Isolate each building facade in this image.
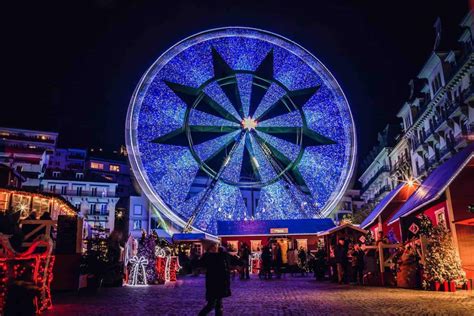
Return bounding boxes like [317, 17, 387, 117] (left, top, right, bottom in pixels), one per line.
[359, 124, 400, 205]
[40, 170, 119, 232]
[0, 127, 58, 189]
[397, 12, 474, 179]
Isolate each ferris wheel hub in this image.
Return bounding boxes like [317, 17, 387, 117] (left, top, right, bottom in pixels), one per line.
[241, 117, 258, 130]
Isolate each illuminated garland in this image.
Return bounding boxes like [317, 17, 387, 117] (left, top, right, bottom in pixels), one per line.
[128, 256, 148, 286]
[0, 234, 55, 313]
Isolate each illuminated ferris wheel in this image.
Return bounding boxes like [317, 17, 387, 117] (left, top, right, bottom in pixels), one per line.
[126, 27, 356, 236]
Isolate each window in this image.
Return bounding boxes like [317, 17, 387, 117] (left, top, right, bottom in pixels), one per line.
[100, 204, 108, 215]
[76, 187, 83, 196]
[49, 185, 56, 193]
[75, 203, 81, 211]
[89, 203, 97, 215]
[133, 205, 143, 215]
[52, 171, 60, 178]
[226, 240, 238, 252]
[90, 162, 104, 170]
[109, 165, 120, 172]
[91, 187, 97, 196]
[61, 186, 67, 194]
[250, 240, 262, 252]
[193, 243, 203, 255]
[32, 197, 50, 215]
[133, 220, 141, 230]
[296, 239, 308, 251]
[435, 208, 447, 227]
[0, 192, 9, 211]
[75, 172, 84, 179]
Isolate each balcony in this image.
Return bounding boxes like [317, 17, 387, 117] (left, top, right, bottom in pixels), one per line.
[374, 185, 391, 201]
[42, 188, 116, 198]
[361, 166, 390, 193]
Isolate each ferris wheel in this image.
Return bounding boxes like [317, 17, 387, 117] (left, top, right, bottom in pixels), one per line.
[126, 27, 356, 236]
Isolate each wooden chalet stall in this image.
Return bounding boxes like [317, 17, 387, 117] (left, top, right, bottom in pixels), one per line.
[360, 182, 417, 243]
[0, 186, 81, 312]
[218, 219, 336, 254]
[317, 224, 367, 282]
[388, 143, 474, 280]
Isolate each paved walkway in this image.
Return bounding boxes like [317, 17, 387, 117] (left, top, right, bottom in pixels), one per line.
[46, 276, 474, 315]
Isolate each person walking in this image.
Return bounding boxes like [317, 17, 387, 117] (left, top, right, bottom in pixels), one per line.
[334, 238, 348, 284]
[198, 244, 233, 316]
[238, 242, 251, 280]
[298, 247, 307, 276]
[351, 243, 365, 285]
[260, 245, 273, 279]
[274, 243, 283, 278]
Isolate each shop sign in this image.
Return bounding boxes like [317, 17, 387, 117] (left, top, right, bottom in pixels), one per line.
[270, 228, 288, 234]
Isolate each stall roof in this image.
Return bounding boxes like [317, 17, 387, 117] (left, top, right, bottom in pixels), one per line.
[388, 143, 474, 225]
[318, 223, 367, 236]
[360, 183, 405, 229]
[217, 218, 335, 236]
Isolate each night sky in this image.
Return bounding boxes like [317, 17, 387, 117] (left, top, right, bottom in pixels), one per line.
[2, 0, 470, 170]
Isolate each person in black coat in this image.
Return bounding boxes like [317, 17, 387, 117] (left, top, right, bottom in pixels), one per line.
[198, 244, 236, 316]
[238, 242, 251, 280]
[334, 238, 348, 284]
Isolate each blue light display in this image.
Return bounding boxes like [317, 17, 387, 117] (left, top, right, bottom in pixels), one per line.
[126, 27, 356, 236]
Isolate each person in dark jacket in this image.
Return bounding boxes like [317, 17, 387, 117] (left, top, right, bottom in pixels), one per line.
[238, 242, 251, 280]
[274, 243, 283, 278]
[260, 245, 273, 279]
[334, 238, 348, 284]
[351, 243, 365, 285]
[198, 244, 233, 316]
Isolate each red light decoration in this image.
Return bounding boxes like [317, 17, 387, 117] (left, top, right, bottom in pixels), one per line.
[0, 236, 55, 314]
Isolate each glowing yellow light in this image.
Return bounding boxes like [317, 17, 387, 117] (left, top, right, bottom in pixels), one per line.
[241, 117, 258, 130]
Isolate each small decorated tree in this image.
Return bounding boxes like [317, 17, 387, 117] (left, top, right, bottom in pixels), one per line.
[419, 215, 466, 288]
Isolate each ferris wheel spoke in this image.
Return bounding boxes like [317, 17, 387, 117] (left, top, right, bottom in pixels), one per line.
[257, 111, 303, 128]
[248, 50, 274, 117]
[253, 133, 311, 195]
[151, 125, 239, 146]
[256, 126, 336, 148]
[239, 133, 262, 183]
[164, 80, 241, 124]
[236, 74, 252, 118]
[255, 86, 320, 122]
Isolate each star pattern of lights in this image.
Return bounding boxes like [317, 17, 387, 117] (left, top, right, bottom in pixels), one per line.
[126, 27, 356, 236]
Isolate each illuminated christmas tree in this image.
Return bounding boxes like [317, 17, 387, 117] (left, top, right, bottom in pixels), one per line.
[419, 215, 466, 287]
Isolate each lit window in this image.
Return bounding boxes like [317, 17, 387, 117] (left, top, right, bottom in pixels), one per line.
[133, 205, 143, 215]
[133, 220, 141, 230]
[90, 162, 104, 170]
[110, 165, 120, 172]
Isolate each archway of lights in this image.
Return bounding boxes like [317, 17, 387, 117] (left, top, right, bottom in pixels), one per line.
[126, 27, 356, 236]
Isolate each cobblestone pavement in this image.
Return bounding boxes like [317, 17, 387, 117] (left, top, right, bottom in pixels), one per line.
[45, 276, 474, 316]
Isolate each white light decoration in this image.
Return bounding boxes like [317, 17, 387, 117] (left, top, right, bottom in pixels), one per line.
[128, 255, 149, 286]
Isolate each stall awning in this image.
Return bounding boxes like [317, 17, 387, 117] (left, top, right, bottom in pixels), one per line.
[388, 143, 474, 225]
[217, 218, 335, 236]
[360, 183, 406, 229]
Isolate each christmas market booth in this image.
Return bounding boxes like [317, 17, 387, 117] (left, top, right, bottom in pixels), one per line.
[317, 224, 368, 283]
[387, 143, 474, 290]
[0, 186, 81, 314]
[217, 218, 335, 274]
[360, 182, 417, 244]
